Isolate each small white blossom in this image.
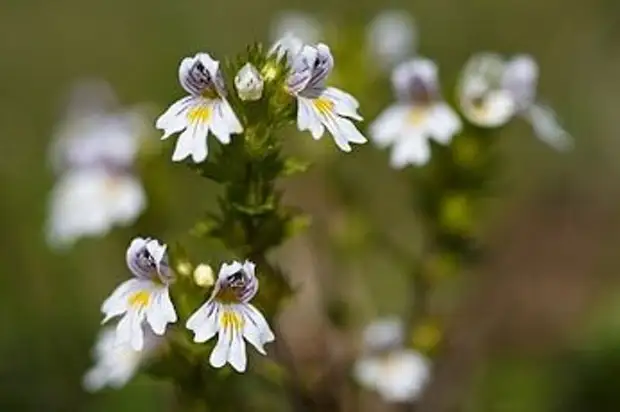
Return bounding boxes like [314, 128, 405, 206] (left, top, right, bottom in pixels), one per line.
[369, 58, 462, 167]
[46, 80, 147, 248]
[83, 326, 160, 392]
[186, 260, 275, 373]
[156, 53, 243, 163]
[285, 43, 367, 152]
[367, 10, 417, 69]
[458, 53, 571, 150]
[101, 237, 177, 351]
[235, 63, 264, 101]
[269, 11, 321, 61]
[354, 349, 431, 403]
[354, 318, 431, 403]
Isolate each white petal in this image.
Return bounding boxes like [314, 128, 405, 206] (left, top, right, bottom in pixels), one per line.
[156, 96, 193, 139]
[146, 287, 177, 335]
[314, 105, 366, 152]
[190, 120, 210, 163]
[210, 99, 240, 144]
[427, 103, 462, 145]
[245, 304, 275, 343]
[322, 87, 362, 120]
[209, 321, 232, 368]
[353, 357, 381, 389]
[186, 301, 220, 343]
[101, 278, 148, 323]
[116, 309, 146, 351]
[297, 97, 324, 139]
[461, 90, 516, 127]
[369, 104, 410, 148]
[390, 133, 430, 168]
[525, 103, 572, 151]
[218, 261, 244, 279]
[107, 176, 146, 225]
[228, 327, 247, 372]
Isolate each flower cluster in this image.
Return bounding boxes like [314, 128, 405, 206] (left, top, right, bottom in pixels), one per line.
[46, 80, 147, 248]
[85, 237, 274, 389]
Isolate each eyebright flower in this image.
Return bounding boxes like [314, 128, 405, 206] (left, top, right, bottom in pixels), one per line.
[186, 260, 275, 373]
[286, 43, 367, 152]
[156, 53, 243, 163]
[101, 237, 177, 351]
[46, 80, 147, 248]
[83, 326, 160, 392]
[369, 58, 462, 167]
[458, 53, 571, 150]
[353, 318, 431, 403]
[235, 63, 264, 101]
[367, 10, 417, 70]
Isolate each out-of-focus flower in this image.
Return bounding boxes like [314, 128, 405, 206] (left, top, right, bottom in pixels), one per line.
[367, 10, 417, 70]
[46, 80, 147, 248]
[354, 349, 431, 403]
[370, 58, 462, 167]
[235, 63, 264, 101]
[459, 53, 572, 150]
[101, 237, 177, 351]
[269, 11, 321, 55]
[285, 43, 367, 152]
[156, 53, 243, 163]
[193, 263, 215, 287]
[354, 317, 431, 403]
[83, 325, 160, 392]
[186, 260, 274, 373]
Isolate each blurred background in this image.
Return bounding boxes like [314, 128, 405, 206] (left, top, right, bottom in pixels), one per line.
[3, 0, 620, 410]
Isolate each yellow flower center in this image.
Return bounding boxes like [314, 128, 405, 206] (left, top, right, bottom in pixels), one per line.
[187, 105, 212, 124]
[314, 98, 334, 115]
[128, 290, 151, 309]
[220, 310, 244, 331]
[407, 106, 429, 126]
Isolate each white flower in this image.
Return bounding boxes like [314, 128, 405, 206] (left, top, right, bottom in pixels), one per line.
[156, 53, 243, 163]
[47, 169, 146, 247]
[367, 10, 417, 69]
[269, 11, 321, 60]
[186, 260, 275, 373]
[83, 326, 160, 392]
[101, 237, 177, 351]
[369, 58, 462, 167]
[46, 80, 147, 248]
[286, 43, 367, 152]
[458, 53, 572, 150]
[235, 63, 264, 101]
[354, 349, 431, 403]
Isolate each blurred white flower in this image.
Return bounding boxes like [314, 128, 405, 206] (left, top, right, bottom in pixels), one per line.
[235, 63, 264, 101]
[367, 10, 417, 70]
[156, 53, 243, 163]
[46, 80, 147, 248]
[286, 43, 367, 152]
[354, 349, 431, 403]
[83, 325, 160, 392]
[354, 317, 431, 403]
[270, 11, 321, 49]
[459, 53, 572, 150]
[370, 58, 462, 167]
[101, 237, 177, 351]
[186, 260, 274, 373]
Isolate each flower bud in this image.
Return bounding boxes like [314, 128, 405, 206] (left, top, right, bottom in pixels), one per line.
[235, 63, 264, 101]
[193, 263, 215, 287]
